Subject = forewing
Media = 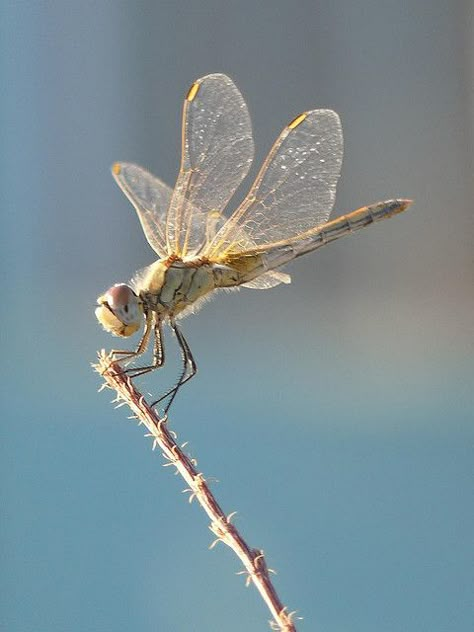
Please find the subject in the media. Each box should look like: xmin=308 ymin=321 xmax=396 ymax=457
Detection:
xmin=166 ymin=73 xmax=254 ymax=257
xmin=205 ymin=109 xmax=343 ymax=257
xmin=111 ymin=162 xmax=172 ymax=258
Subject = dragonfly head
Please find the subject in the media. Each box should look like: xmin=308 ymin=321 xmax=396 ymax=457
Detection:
xmin=95 ymin=284 xmax=143 ymax=337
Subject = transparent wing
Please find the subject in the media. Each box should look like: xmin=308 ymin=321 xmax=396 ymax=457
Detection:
xmin=204 ymin=212 xmax=292 ymax=288
xmin=166 ymin=73 xmax=254 ymax=257
xmin=241 ymin=270 xmax=291 ymax=289
xmin=205 ymin=109 xmax=343 ymax=257
xmin=111 ymin=162 xmax=173 ymax=258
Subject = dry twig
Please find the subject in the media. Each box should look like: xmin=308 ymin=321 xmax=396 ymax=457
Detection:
xmin=94 ymin=350 xmax=298 ymax=632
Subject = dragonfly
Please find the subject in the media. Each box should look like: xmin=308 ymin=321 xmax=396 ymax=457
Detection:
xmin=96 ymin=73 xmax=411 ymax=413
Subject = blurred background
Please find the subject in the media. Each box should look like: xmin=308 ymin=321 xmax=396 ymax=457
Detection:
xmin=1 ymin=2 xmax=472 ymax=631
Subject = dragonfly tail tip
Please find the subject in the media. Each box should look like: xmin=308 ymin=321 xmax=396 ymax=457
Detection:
xmin=388 ymin=198 xmax=413 ymax=215
xmin=398 ymin=198 xmax=414 ymax=211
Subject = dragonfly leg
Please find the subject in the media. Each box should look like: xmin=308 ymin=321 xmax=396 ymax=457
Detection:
xmin=151 ymin=319 xmax=197 ymax=414
xmin=123 ymin=321 xmax=165 ymax=378
xmin=109 ymin=312 xmax=153 ymax=365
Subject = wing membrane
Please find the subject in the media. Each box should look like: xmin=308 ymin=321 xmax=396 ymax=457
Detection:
xmin=111 ymin=162 xmax=172 ymax=258
xmin=205 ymin=109 xmax=343 ymax=257
xmin=166 ymin=73 xmax=254 ymax=257
xmin=241 ymin=270 xmax=291 ymax=289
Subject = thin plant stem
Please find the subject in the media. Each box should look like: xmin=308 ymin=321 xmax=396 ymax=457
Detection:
xmin=94 ymin=350 xmax=298 ymax=632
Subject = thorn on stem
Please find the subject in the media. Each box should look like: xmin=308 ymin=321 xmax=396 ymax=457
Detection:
xmin=227 ymin=511 xmax=238 ymax=523
xmin=170 ymin=445 xmax=181 ymax=459
xmin=287 ymin=610 xmax=302 ymax=622
xmin=157 ymin=416 xmax=168 ymax=428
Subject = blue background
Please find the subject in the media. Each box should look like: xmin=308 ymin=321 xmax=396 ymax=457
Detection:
xmin=1 ymin=2 xmax=472 ymax=631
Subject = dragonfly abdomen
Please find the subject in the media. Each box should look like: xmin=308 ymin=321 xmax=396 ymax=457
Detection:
xmin=259 ymin=199 xmax=411 ymax=272
xmin=314 ymin=199 xmax=409 ymax=246
xmin=212 ymin=257 xmax=267 ymax=288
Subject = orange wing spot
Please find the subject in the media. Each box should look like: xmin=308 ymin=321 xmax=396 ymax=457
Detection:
xmin=112 ymin=163 xmax=122 ymax=175
xmin=288 ymin=112 xmax=307 ymax=130
xmin=186 ymin=81 xmax=200 ymax=102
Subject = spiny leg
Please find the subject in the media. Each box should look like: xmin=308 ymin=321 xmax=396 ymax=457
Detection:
xmin=151 ymin=319 xmax=197 ymax=414
xmin=124 ymin=321 xmax=165 ymax=379
xmin=109 ymin=312 xmax=154 ymax=365
xmin=105 ymin=313 xmax=154 ymax=379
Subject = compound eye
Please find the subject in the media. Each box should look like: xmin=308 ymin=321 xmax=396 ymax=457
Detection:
xmin=106 ymin=284 xmax=136 ymax=311
xmin=105 ymin=284 xmax=141 ymax=325
xmin=96 ymin=283 xmax=143 ymax=337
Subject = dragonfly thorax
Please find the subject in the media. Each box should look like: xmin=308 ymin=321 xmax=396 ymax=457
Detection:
xmin=135 ymin=259 xmax=217 ymax=318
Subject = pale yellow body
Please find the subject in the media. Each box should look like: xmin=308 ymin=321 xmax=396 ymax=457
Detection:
xmin=95 ymin=73 xmax=411 ymax=415
xmin=134 ymin=254 xmax=266 ymax=319
xmin=131 ymin=197 xmax=409 ymax=321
